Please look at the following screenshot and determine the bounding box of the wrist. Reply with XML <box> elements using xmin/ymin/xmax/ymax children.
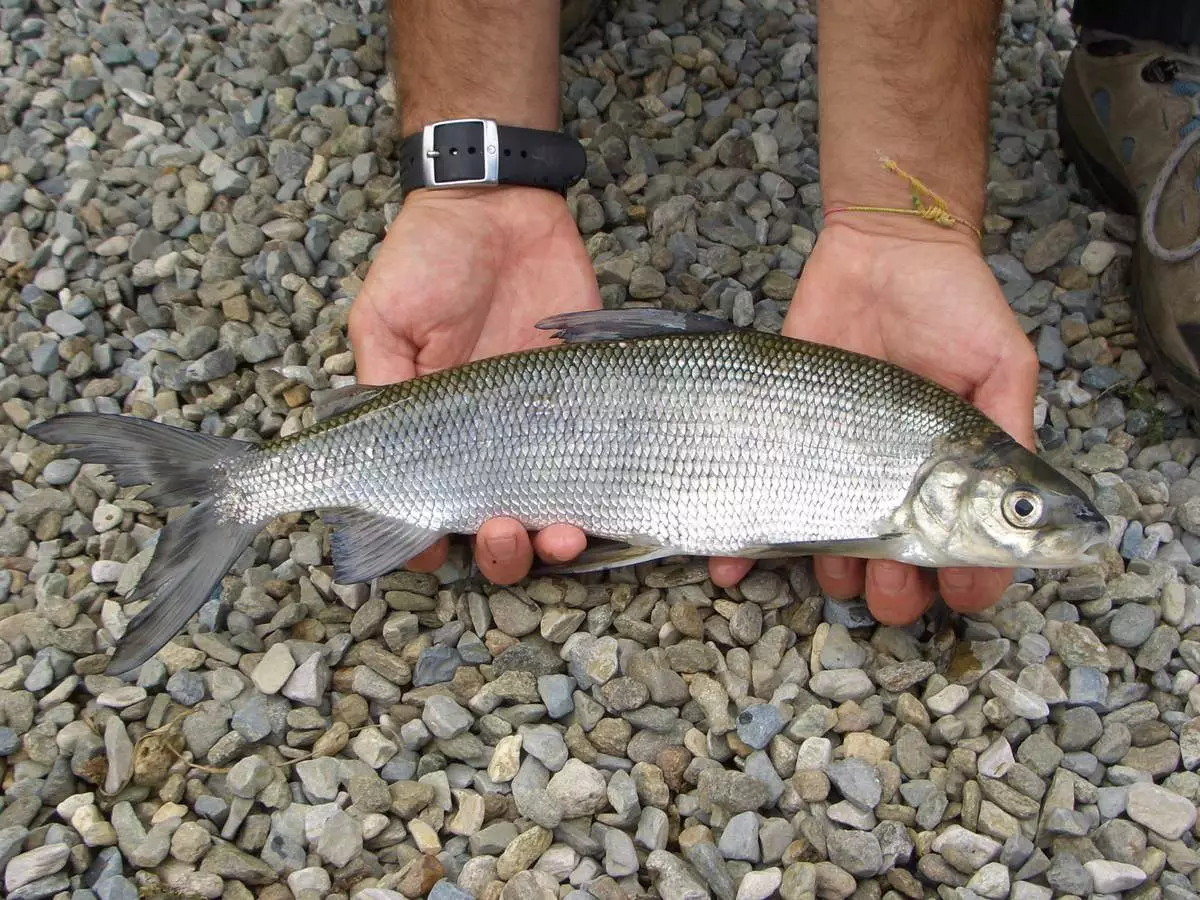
<box><xmin>815</xmin><ymin>212</ymin><xmax>983</xmax><ymax>255</ymax></box>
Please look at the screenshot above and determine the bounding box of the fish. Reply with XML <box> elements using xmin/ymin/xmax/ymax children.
<box><xmin>25</xmin><ymin>309</ymin><xmax>1110</xmax><ymax>676</ymax></box>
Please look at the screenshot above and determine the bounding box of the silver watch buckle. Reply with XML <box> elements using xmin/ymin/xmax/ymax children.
<box><xmin>421</xmin><ymin>118</ymin><xmax>501</xmax><ymax>188</ymax></box>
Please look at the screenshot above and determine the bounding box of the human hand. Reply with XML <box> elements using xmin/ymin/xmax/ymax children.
<box><xmin>348</xmin><ymin>186</ymin><xmax>600</xmax><ymax>583</ymax></box>
<box><xmin>710</xmin><ymin>217</ymin><xmax>1039</xmax><ymax>624</ymax></box>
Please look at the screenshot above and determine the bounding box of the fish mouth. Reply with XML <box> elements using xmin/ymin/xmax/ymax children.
<box><xmin>1029</xmin><ymin>531</ymin><xmax>1111</xmax><ymax>568</ymax></box>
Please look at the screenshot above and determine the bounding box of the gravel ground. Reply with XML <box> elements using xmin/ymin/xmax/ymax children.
<box><xmin>2</xmin><ymin>1</ymin><xmax>1200</xmax><ymax>899</ymax></box>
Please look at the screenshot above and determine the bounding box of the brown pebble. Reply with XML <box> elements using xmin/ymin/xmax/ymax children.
<box><xmin>397</xmin><ymin>853</ymin><xmax>444</xmax><ymax>898</ymax></box>
<box><xmin>656</xmin><ymin>745</ymin><xmax>691</xmax><ymax>792</ymax></box>
<box><xmin>333</xmin><ymin>694</ymin><xmax>369</xmax><ymax>728</ymax></box>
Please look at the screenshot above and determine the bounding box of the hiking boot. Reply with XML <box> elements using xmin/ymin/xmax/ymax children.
<box><xmin>1058</xmin><ymin>34</ymin><xmax>1200</xmax><ymax>412</ymax></box>
<box><xmin>561</xmin><ymin>0</ymin><xmax>603</xmax><ymax>50</ymax></box>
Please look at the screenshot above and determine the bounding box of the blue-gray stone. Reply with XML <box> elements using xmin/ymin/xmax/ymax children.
<box><xmin>84</xmin><ymin>847</ymin><xmax>123</xmax><ymax>890</ymax></box>
<box><xmin>429</xmin><ymin>881</ymin><xmax>474</xmax><ymax>900</ymax></box>
<box><xmin>1126</xmin><ymin>409</ymin><xmax>1151</xmax><ymax>435</ymax></box>
<box><xmin>1068</xmin><ymin>667</ymin><xmax>1107</xmax><ymax>709</ymax></box>
<box><xmin>823</xmin><ymin>596</ymin><xmax>875</xmax><ymax>629</ymax></box>
<box><xmin>194</xmin><ymin>795</ymin><xmax>228</xmax><ymax>824</ymax></box>
<box><xmin>166</xmin><ymin>670</ymin><xmax>205</xmax><ymax>706</ymax></box>
<box><xmin>538</xmin><ymin>674</ymin><xmax>575</xmax><ymax>719</ymax></box>
<box><xmin>295</xmin><ymin>86</ymin><xmax>328</xmax><ymax>115</ymax></box>
<box><xmin>414</xmin><ymin>646</ymin><xmax>463</xmax><ymax>686</ymax></box>
<box><xmin>457</xmin><ymin>634</ymin><xmax>491</xmax><ymax>665</ymax></box>
<box><xmin>261</xmin><ymin>825</ymin><xmax>305</xmax><ymax>872</ymax></box>
<box><xmin>1081</xmin><ymin>366</ymin><xmax>1126</xmax><ymax>391</ymax></box>
<box><xmin>1036</xmin><ymin>325</ymin><xmax>1067</xmax><ymax>369</ymax></box>
<box><xmin>380</xmin><ymin>751</ymin><xmax>418</xmax><ymax>783</ymax></box>
<box><xmin>305</xmin><ymin>220</ymin><xmax>331</xmax><ymax>261</ymax></box>
<box><xmin>0</xmin><ymin>726</ymin><xmax>20</xmax><ymax>755</ymax></box>
<box><xmin>11</xmin><ymin>874</ymin><xmax>71</xmax><ymax>900</ymax></box>
<box><xmin>232</xmin><ymin>692</ymin><xmax>289</xmax><ymax>742</ymax></box>
<box><xmin>94</xmin><ymin>876</ymin><xmax>137</xmax><ymax>900</ymax></box>
<box><xmin>100</xmin><ymin>45</ymin><xmax>135</xmax><ymax>65</ymax></box>
<box><xmin>1108</xmin><ymin>603</ymin><xmax>1156</xmax><ymax>648</ymax></box>
<box><xmin>827</xmin><ymin>758</ymin><xmax>882</xmax><ymax>811</ymax></box>
<box><xmin>736</xmin><ymin>704</ymin><xmax>784</xmax><ymax>750</ymax></box>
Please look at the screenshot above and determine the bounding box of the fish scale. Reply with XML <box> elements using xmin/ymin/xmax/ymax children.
<box><xmin>227</xmin><ymin>329</ymin><xmax>987</xmax><ymax>555</ymax></box>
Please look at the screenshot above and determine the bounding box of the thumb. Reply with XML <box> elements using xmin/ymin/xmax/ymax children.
<box><xmin>970</xmin><ymin>343</ymin><xmax>1039</xmax><ymax>451</ymax></box>
<box><xmin>348</xmin><ymin>291</ymin><xmax>419</xmax><ymax>386</ymax></box>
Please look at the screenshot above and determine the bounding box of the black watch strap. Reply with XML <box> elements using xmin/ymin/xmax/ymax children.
<box><xmin>397</xmin><ymin>118</ymin><xmax>586</xmax><ymax>194</ymax></box>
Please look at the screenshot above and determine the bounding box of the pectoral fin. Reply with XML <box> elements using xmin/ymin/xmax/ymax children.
<box><xmin>737</xmin><ymin>535</ymin><xmax>908</xmax><ymax>560</ymax></box>
<box><xmin>532</xmin><ymin>540</ymin><xmax>683</xmax><ymax>575</ymax></box>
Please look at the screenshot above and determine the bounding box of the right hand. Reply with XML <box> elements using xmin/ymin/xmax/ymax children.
<box><xmin>348</xmin><ymin>186</ymin><xmax>600</xmax><ymax>583</ymax></box>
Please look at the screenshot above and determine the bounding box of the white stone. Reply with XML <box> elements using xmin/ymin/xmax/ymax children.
<box><xmin>986</xmin><ymin>672</ymin><xmax>1049</xmax><ymax>719</ymax></box>
<box><xmin>287</xmin><ymin>867</ymin><xmax>332</xmax><ymax>895</ymax></box>
<box><xmin>1084</xmin><ymin>860</ymin><xmax>1147</xmax><ymax>893</ymax></box>
<box><xmin>251</xmin><ymin>642</ymin><xmax>296</xmax><ymax>694</ymax></box>
<box><xmin>91</xmin><ymin>560</ymin><xmax>124</xmax><ymax>584</ymax></box>
<box><xmin>795</xmin><ymin>736</ymin><xmax>833</xmax><ymax>770</ymax></box>
<box><xmin>487</xmin><ymin>734</ymin><xmax>522</xmax><ymax>782</ymax></box>
<box><xmin>5</xmin><ymin>844</ymin><xmax>70</xmax><ymax>891</ymax></box>
<box><xmin>1126</xmin><ymin>781</ymin><xmax>1197</xmax><ymax>839</ymax></box>
<box><xmin>977</xmin><ymin>737</ymin><xmax>1015</xmax><ymax>778</ymax></box>
<box><xmin>966</xmin><ymin>862</ymin><xmax>1010</xmax><ymax>899</ymax></box>
<box><xmin>1081</xmin><ymin>239</ymin><xmax>1118</xmax><ymax>275</ymax></box>
<box><xmin>927</xmin><ymin>684</ymin><xmax>969</xmax><ymax>716</ymax></box>
<box><xmin>92</xmin><ymin>502</ymin><xmax>123</xmax><ymax>532</ymax></box>
<box><xmin>736</xmin><ymin>867</ymin><xmax>783</xmax><ymax>900</ymax></box>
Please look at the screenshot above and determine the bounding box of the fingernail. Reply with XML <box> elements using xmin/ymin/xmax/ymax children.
<box><xmin>873</xmin><ymin>562</ymin><xmax>908</xmax><ymax>593</ymax></box>
<box><xmin>483</xmin><ymin>531</ymin><xmax>517</xmax><ymax>562</ymax></box>
<box><xmin>941</xmin><ymin>569</ymin><xmax>974</xmax><ymax>592</ymax></box>
<box><xmin>823</xmin><ymin>557</ymin><xmax>852</xmax><ymax>579</ymax></box>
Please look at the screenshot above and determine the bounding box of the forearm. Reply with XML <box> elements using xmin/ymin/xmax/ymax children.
<box><xmin>389</xmin><ymin>0</ymin><xmax>562</xmax><ymax>135</ymax></box>
<box><xmin>817</xmin><ymin>0</ymin><xmax>1002</xmax><ymax>228</ymax></box>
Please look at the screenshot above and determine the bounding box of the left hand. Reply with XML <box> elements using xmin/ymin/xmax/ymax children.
<box><xmin>709</xmin><ymin>216</ymin><xmax>1039</xmax><ymax>625</ymax></box>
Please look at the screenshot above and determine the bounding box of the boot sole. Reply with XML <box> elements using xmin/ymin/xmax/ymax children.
<box><xmin>1056</xmin><ymin>90</ymin><xmax>1200</xmax><ymax>413</ymax></box>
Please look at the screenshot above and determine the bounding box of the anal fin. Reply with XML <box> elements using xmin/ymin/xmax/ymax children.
<box><xmin>320</xmin><ymin>507</ymin><xmax>445</xmax><ymax>583</ymax></box>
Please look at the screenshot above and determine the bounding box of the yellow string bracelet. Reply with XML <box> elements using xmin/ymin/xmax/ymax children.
<box><xmin>823</xmin><ymin>157</ymin><xmax>983</xmax><ymax>242</ymax></box>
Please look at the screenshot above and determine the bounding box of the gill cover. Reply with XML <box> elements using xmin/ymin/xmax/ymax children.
<box><xmin>902</xmin><ymin>429</ymin><xmax>1109</xmax><ymax>567</ymax></box>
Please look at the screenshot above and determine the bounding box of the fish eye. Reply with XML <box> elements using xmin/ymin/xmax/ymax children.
<box><xmin>1002</xmin><ymin>489</ymin><xmax>1044</xmax><ymax>528</ymax></box>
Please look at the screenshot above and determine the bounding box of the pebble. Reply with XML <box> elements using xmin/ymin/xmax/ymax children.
<box><xmin>1125</xmin><ymin>781</ymin><xmax>1197</xmax><ymax>839</ymax></box>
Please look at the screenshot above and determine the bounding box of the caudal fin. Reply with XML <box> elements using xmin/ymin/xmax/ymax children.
<box><xmin>26</xmin><ymin>414</ymin><xmax>261</xmax><ymax>676</ymax></box>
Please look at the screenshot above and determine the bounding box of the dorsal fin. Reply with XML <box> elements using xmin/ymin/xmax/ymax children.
<box><xmin>535</xmin><ymin>309</ymin><xmax>738</xmax><ymax>344</ymax></box>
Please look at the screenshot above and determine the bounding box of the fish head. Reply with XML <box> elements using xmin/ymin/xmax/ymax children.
<box><xmin>903</xmin><ymin>430</ymin><xmax>1111</xmax><ymax>568</ymax></box>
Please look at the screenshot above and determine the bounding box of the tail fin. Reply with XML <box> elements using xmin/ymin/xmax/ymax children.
<box><xmin>27</xmin><ymin>413</ymin><xmax>248</xmax><ymax>506</ymax></box>
<box><xmin>26</xmin><ymin>414</ymin><xmax>261</xmax><ymax>676</ymax></box>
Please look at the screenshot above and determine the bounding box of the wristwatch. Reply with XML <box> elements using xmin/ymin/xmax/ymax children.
<box><xmin>397</xmin><ymin>118</ymin><xmax>586</xmax><ymax>195</ymax></box>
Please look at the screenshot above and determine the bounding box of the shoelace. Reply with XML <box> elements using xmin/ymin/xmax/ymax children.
<box><xmin>1143</xmin><ymin>62</ymin><xmax>1200</xmax><ymax>262</ymax></box>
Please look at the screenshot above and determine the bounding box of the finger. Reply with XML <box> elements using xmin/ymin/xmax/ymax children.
<box><xmin>347</xmin><ymin>293</ymin><xmax>419</xmax><ymax>386</ymax></box>
<box><xmin>404</xmin><ymin>536</ymin><xmax>449</xmax><ymax>573</ymax></box>
<box><xmin>533</xmin><ymin>524</ymin><xmax>588</xmax><ymax>564</ymax></box>
<box><xmin>971</xmin><ymin>343</ymin><xmax>1039</xmax><ymax>450</ymax></box>
<box><xmin>864</xmin><ymin>559</ymin><xmax>934</xmax><ymax>626</ymax></box>
<box><xmin>709</xmin><ymin>557</ymin><xmax>754</xmax><ymax>589</ymax></box>
<box><xmin>939</xmin><ymin>566</ymin><xmax>1013</xmax><ymax>614</ymax></box>
<box><xmin>474</xmin><ymin>517</ymin><xmax>534</xmax><ymax>584</ymax></box>
<box><xmin>814</xmin><ymin>556</ymin><xmax>866</xmax><ymax>600</ymax></box>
